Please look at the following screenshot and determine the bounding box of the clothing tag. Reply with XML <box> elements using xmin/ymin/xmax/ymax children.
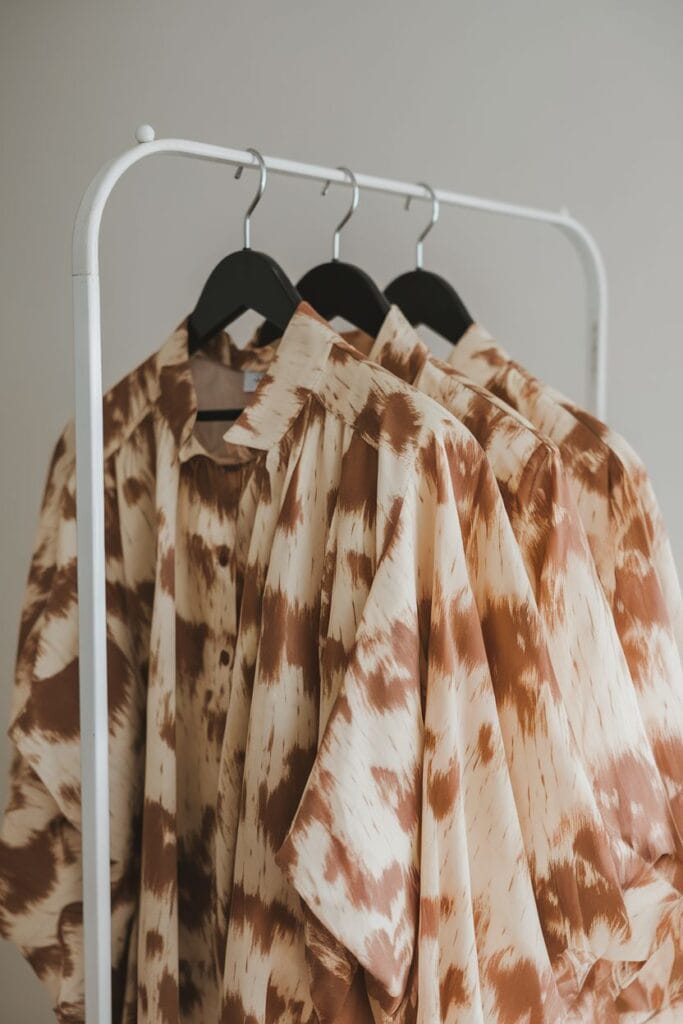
<box><xmin>243</xmin><ymin>370</ymin><xmax>264</xmax><ymax>393</ymax></box>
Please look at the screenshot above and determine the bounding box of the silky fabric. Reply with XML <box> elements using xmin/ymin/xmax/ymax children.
<box><xmin>1</xmin><ymin>305</ymin><xmax>569</xmax><ymax>1022</ymax></box>
<box><xmin>340</xmin><ymin>307</ymin><xmax>683</xmax><ymax>1019</ymax></box>
<box><xmin>541</xmin><ymin>386</ymin><xmax>683</xmax><ymax>692</ymax></box>
<box><xmin>448</xmin><ymin>327</ymin><xmax>683</xmax><ymax>865</ymax></box>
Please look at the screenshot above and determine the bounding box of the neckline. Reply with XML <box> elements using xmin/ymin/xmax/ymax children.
<box><xmin>154</xmin><ymin>303</ymin><xmax>341</xmax><ymax>463</ymax></box>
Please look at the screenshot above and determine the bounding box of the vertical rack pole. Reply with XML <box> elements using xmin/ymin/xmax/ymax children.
<box><xmin>589</xmin><ymin>245</ymin><xmax>609</xmax><ymax>420</ymax></box>
<box><xmin>558</xmin><ymin>212</ymin><xmax>609</xmax><ymax>418</ymax></box>
<box><xmin>73</xmin><ymin>270</ymin><xmax>112</xmax><ymax>1023</ymax></box>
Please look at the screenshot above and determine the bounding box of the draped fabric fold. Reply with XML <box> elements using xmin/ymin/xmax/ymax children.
<box><xmin>136</xmin><ymin>415</ymin><xmax>181</xmax><ymax>1023</ymax></box>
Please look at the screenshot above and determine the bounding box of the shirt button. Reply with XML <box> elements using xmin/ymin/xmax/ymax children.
<box><xmin>217</xmin><ymin>545</ymin><xmax>229</xmax><ymax>567</ymax></box>
<box><xmin>219</xmin><ymin>649</ymin><xmax>231</xmax><ymax>667</ymax></box>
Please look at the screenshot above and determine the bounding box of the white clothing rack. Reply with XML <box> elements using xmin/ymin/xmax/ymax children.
<box><xmin>71</xmin><ymin>124</ymin><xmax>608</xmax><ymax>1021</ymax></box>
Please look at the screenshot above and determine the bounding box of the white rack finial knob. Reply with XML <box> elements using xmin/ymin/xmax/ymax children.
<box><xmin>135</xmin><ymin>124</ymin><xmax>155</xmax><ymax>144</ymax></box>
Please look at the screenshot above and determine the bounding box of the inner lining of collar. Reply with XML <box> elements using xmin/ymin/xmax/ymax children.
<box><xmin>187</xmin><ymin>355</ymin><xmax>267</xmax><ymax>461</ymax></box>
<box><xmin>191</xmin><ymin>354</ymin><xmax>252</xmax><ymax>415</ymax></box>
<box><xmin>339</xmin><ymin>327</ymin><xmax>375</xmax><ymax>356</ymax></box>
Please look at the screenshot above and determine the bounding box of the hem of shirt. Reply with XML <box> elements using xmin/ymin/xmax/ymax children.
<box><xmin>275</xmin><ymin>829</ymin><xmax>413</xmax><ymax>1012</ymax></box>
<box><xmin>559</xmin><ymin>857</ymin><xmax>683</xmax><ymax>1021</ymax></box>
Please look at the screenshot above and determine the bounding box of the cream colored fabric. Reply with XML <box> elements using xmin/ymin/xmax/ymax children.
<box><xmin>4</xmin><ymin>302</ymin><xmax>683</xmax><ymax>1022</ymax></box>
<box><xmin>351</xmin><ymin>306</ymin><xmax>683</xmax><ymax>1019</ymax></box>
<box><xmin>1</xmin><ymin>305</ymin><xmax>568</xmax><ymax>1023</ymax></box>
<box><xmin>449</xmin><ymin>326</ymin><xmax>683</xmax><ymax>858</ymax></box>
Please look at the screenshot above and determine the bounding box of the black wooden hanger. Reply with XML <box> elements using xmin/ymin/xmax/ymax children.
<box><xmin>257</xmin><ymin>166</ymin><xmax>389</xmax><ymax>347</ymax></box>
<box><xmin>188</xmin><ymin>148</ymin><xmax>301</xmax><ymax>419</ymax></box>
<box><xmin>384</xmin><ymin>182</ymin><xmax>473</xmax><ymax>345</ymax></box>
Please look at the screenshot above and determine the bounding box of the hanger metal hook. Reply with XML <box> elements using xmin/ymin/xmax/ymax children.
<box><xmin>234</xmin><ymin>147</ymin><xmax>267</xmax><ymax>250</ymax></box>
<box><xmin>321</xmin><ymin>166</ymin><xmax>359</xmax><ymax>261</ymax></box>
<box><xmin>405</xmin><ymin>182</ymin><xmax>439</xmax><ymax>270</ymax></box>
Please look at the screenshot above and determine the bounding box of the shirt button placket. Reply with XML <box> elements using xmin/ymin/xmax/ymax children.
<box><xmin>217</xmin><ymin>544</ymin><xmax>232</xmax><ymax>671</ymax></box>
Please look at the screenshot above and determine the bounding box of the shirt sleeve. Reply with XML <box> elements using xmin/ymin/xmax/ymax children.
<box><xmin>639</xmin><ymin>471</ymin><xmax>683</xmax><ymax>667</ymax></box>
<box><xmin>0</xmin><ymin>429</ymin><xmax>85</xmax><ymax>1014</ymax></box>
<box><xmin>512</xmin><ymin>448</ymin><xmax>678</xmax><ymax>867</ymax></box>
<box><xmin>610</xmin><ymin>468</ymin><xmax>683</xmax><ymax>834</ymax></box>
<box><xmin>276</xmin><ymin>471</ymin><xmax>423</xmax><ymax>1018</ymax></box>
<box><xmin>6</xmin><ymin>429</ymin><xmax>83</xmax><ymax>825</ymax></box>
<box><xmin>0</xmin><ymin>429</ymin><xmax>142</xmax><ymax>1021</ymax></box>
<box><xmin>0</xmin><ymin>748</ymin><xmax>84</xmax><ymax>1014</ymax></box>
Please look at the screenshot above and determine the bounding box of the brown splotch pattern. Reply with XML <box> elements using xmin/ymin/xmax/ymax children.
<box><xmin>546</xmin><ymin>386</ymin><xmax>683</xmax><ymax>809</ymax></box>
<box><xmin>444</xmin><ymin>318</ymin><xmax>683</xmax><ymax>1017</ymax></box>
<box><xmin>341</xmin><ymin>308</ymin><xmax>683</xmax><ymax>1015</ymax></box>
<box><xmin>276</xmin><ymin>427</ymin><xmax>567</xmax><ymax>1023</ymax></box>
<box><xmin>4</xmin><ymin>300</ymin><xmax>680</xmax><ymax>1023</ymax></box>
<box><xmin>0</xmin><ymin>306</ymin><xmax>553</xmax><ymax>1022</ymax></box>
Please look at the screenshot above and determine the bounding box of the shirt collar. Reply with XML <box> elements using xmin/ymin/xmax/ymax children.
<box><xmin>243</xmin><ymin>304</ymin><xmax>428</xmax><ymax>389</ymax></box>
<box><xmin>446</xmin><ymin>321</ymin><xmax>507</xmax><ymax>379</ymax></box>
<box><xmin>343</xmin><ymin>307</ymin><xmax>499</xmax><ymax>394</ymax></box>
<box><xmin>365</xmin><ymin>305</ymin><xmax>431</xmax><ymax>384</ymax></box>
<box><xmin>155</xmin><ymin>317</ymin><xmax>251</xmax><ymax>464</ymax></box>
<box><xmin>222</xmin><ymin>303</ymin><xmax>341</xmax><ymax>451</ymax></box>
<box><xmin>219</xmin><ymin>302</ymin><xmax>462</xmax><ymax>470</ymax></box>
<box><xmin>154</xmin><ymin>302</ymin><xmax>338</xmax><ymax>462</ymax></box>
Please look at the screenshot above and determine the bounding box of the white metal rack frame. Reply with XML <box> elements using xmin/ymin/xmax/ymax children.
<box><xmin>71</xmin><ymin>124</ymin><xmax>608</xmax><ymax>1021</ymax></box>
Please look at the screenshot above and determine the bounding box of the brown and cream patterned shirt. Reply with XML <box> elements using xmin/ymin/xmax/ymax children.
<box><xmin>448</xmin><ymin>327</ymin><xmax>683</xmax><ymax>855</ymax></box>
<box><xmin>1</xmin><ymin>305</ymin><xmax>577</xmax><ymax>1023</ymax></box>
<box><xmin>4</xmin><ymin>303</ymin><xmax>679</xmax><ymax>1022</ymax></box>
<box><xmin>542</xmin><ymin>385</ymin><xmax>683</xmax><ymax>686</ymax></box>
<box><xmin>355</xmin><ymin>310</ymin><xmax>680</xmax><ymax>852</ymax></box>
<box><xmin>338</xmin><ymin>307</ymin><xmax>683</xmax><ymax>1019</ymax></box>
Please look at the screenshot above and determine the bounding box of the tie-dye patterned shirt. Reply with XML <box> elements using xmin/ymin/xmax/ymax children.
<box><xmin>542</xmin><ymin>384</ymin><xmax>683</xmax><ymax>702</ymax></box>
<box><xmin>1</xmin><ymin>304</ymin><xmax>570</xmax><ymax>1023</ymax></box>
<box><xmin>448</xmin><ymin>327</ymin><xmax>683</xmax><ymax>859</ymax></box>
<box><xmin>349</xmin><ymin>307</ymin><xmax>683</xmax><ymax>1019</ymax></box>
<box><xmin>0</xmin><ymin>304</ymin><xmax>673</xmax><ymax>1023</ymax></box>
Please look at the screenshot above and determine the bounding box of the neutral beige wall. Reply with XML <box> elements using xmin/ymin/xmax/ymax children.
<box><xmin>1</xmin><ymin>1</ymin><xmax>682</xmax><ymax>1018</ymax></box>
